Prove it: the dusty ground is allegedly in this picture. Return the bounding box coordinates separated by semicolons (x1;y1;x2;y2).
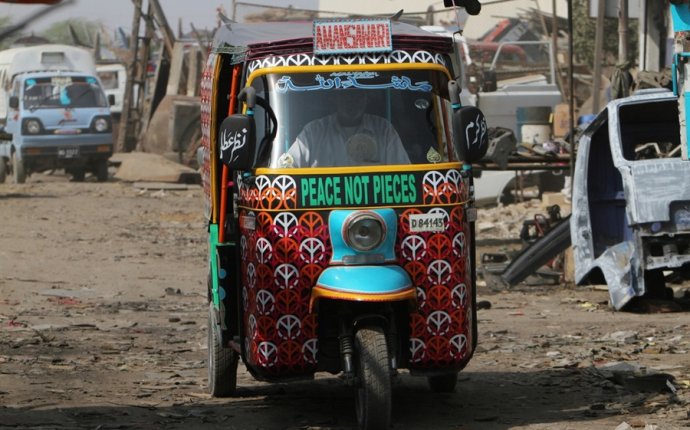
1;170;689;430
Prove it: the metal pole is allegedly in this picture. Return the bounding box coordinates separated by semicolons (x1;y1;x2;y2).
618;0;628;63
568;0;575;186
551;0;566;97
592;0;606;115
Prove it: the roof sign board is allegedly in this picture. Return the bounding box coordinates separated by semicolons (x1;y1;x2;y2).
313;19;393;55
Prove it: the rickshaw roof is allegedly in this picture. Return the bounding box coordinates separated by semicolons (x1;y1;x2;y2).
212;20;454;62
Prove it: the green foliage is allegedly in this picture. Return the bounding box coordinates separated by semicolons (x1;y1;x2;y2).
573;0;638;69
0;16;18;49
40;18;102;46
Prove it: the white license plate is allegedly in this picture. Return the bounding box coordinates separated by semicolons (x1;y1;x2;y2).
58;147;80;158
409;213;445;233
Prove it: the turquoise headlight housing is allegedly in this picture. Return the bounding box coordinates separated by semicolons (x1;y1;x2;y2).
329;209;398;265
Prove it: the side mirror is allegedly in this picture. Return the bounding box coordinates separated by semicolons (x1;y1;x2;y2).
218;88;258;170
219;114;256;170
108;94;116;106
453;106;488;164
9;96;19;109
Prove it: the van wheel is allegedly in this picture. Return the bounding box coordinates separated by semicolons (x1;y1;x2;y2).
0;158;6;183
12;152;26;184
207;302;238;397
95;159;108;182
71;169;85;182
354;326;392;430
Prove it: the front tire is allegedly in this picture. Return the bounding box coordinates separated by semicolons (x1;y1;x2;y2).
354;326;392;430
71;169;85;182
12;152;25;184
207;302;238;397
95;159;108;182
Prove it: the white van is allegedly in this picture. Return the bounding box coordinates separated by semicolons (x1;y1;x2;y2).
96;62;126;116
0;44;114;183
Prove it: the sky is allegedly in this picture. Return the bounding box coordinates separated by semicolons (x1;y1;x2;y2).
0;0;319;35
0;0;574;41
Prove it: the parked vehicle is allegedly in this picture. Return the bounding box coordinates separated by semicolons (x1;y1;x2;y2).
0;44;114;183
200;17;487;430
571;89;683;309
96;62;126;116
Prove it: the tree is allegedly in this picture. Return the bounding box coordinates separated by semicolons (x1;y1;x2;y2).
40;18;101;46
573;0;638;69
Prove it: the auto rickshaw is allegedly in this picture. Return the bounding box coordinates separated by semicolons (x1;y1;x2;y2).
200;6;487;429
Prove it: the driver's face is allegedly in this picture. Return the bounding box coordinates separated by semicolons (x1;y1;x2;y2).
335;91;367;126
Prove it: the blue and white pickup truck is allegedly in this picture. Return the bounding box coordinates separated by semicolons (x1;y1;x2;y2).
0;44;114;183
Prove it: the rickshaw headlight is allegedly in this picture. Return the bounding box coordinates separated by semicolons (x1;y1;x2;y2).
345;212;385;252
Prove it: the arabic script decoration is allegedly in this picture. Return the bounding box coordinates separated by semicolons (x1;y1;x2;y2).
275;73;432;94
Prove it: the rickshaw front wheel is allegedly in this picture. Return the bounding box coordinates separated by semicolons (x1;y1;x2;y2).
354;325;392;430
427;372;458;393
207;302;238;397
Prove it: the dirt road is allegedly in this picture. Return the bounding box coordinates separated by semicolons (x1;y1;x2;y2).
1;172;689;430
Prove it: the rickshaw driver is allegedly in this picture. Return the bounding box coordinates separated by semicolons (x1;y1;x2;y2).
282;90;411;168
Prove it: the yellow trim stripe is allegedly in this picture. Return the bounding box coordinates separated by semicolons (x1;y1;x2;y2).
246;62;451;86
255;161;462;175
310;284;417;312
210;57;223;224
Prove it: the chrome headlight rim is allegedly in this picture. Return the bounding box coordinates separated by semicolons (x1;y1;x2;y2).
343;211;386;252
23;118;42;135
92;117;110;133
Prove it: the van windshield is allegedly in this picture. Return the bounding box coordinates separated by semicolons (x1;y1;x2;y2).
248;69;455;168
23;76;108;110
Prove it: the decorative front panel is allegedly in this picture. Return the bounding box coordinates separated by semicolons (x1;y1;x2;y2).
237;166;473;376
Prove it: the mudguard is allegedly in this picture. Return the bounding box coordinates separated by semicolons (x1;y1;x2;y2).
310;266;415;311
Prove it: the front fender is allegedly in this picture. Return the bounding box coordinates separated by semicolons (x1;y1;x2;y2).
310;265;416;312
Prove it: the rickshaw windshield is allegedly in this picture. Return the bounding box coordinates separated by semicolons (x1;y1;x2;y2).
23;76;108;110
249;68;455;168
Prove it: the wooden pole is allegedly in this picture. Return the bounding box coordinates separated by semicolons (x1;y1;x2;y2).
116;0;143;153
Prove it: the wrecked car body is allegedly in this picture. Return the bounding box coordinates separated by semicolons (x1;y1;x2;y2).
571;89;686;310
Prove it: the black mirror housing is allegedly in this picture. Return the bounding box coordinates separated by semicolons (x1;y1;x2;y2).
453;106;488;164
219;114;256;170
9;96;19;109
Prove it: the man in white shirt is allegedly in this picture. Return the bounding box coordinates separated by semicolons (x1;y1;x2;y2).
284;91;410;168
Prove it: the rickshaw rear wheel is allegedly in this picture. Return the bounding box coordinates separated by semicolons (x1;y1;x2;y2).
207;302;238;397
354;326;392;430
427;372;458;393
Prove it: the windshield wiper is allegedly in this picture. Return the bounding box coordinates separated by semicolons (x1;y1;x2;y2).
28;93;58;112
